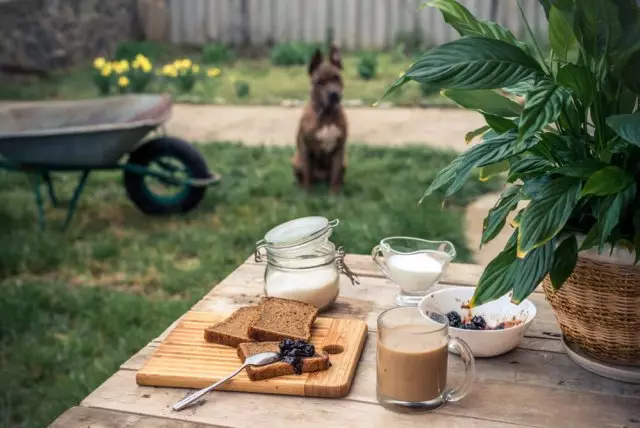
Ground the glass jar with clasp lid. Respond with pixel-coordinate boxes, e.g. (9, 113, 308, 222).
(254, 216, 359, 312)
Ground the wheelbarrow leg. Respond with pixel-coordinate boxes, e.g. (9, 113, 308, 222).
(42, 172, 58, 207)
(63, 170, 90, 230)
(30, 174, 46, 230)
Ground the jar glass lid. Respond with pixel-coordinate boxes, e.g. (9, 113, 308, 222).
(264, 216, 333, 246)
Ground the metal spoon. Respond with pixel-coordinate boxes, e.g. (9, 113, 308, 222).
(172, 351, 282, 411)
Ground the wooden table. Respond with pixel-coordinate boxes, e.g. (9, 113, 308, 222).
(52, 255, 640, 428)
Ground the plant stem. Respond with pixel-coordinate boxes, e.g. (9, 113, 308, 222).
(516, 0, 551, 74)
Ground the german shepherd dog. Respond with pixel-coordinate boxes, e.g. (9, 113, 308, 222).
(292, 44, 348, 194)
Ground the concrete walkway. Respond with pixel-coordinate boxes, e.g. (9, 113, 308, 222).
(166, 104, 506, 266)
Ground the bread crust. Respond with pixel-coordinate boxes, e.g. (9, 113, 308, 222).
(204, 306, 261, 347)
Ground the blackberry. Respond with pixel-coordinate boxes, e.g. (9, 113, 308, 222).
(446, 311, 462, 328)
(495, 323, 505, 330)
(278, 339, 315, 375)
(471, 315, 487, 330)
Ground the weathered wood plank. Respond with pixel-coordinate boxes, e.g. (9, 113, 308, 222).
(51, 406, 225, 428)
(82, 370, 530, 428)
(83, 369, 640, 428)
(123, 332, 640, 399)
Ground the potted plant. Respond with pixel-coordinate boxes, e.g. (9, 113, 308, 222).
(383, 0, 640, 368)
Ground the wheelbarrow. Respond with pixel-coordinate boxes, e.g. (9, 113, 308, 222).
(0, 94, 220, 229)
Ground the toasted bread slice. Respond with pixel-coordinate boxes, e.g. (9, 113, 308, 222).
(204, 306, 261, 347)
(238, 341, 330, 380)
(248, 297, 318, 342)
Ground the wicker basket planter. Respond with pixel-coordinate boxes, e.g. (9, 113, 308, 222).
(542, 249, 640, 366)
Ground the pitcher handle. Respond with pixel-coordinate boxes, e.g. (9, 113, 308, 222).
(371, 245, 392, 280)
(445, 337, 475, 403)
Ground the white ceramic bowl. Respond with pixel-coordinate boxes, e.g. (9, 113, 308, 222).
(419, 286, 537, 358)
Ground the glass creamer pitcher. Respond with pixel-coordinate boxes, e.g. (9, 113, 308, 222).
(371, 237, 456, 306)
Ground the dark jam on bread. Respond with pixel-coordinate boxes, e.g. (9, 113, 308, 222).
(279, 339, 315, 374)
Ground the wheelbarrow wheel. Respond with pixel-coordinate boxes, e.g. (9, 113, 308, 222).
(124, 136, 210, 215)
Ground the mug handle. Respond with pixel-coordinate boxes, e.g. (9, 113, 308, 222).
(371, 245, 392, 279)
(445, 337, 475, 402)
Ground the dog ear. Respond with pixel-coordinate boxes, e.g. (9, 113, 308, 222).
(329, 44, 342, 69)
(308, 49, 324, 75)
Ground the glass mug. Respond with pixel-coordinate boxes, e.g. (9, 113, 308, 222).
(371, 237, 456, 306)
(376, 306, 475, 413)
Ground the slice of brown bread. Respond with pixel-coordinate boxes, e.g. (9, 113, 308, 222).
(204, 306, 261, 347)
(247, 297, 318, 342)
(237, 341, 330, 381)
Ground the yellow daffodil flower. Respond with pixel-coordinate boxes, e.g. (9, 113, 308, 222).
(207, 67, 221, 78)
(118, 76, 130, 87)
(100, 63, 112, 77)
(93, 57, 106, 69)
(118, 60, 130, 72)
(141, 62, 152, 73)
(162, 64, 178, 78)
(173, 58, 192, 70)
(192, 64, 200, 73)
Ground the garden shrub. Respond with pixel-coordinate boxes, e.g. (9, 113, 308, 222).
(234, 80, 251, 98)
(270, 42, 321, 66)
(357, 52, 378, 80)
(203, 43, 236, 64)
(115, 41, 171, 62)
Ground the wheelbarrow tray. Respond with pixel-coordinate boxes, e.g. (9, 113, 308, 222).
(0, 94, 172, 168)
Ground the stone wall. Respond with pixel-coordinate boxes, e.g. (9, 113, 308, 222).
(0, 0, 139, 72)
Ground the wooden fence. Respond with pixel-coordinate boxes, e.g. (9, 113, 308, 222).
(163, 0, 548, 49)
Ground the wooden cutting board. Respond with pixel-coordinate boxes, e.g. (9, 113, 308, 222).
(136, 310, 368, 398)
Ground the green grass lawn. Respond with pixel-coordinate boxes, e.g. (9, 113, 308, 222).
(0, 142, 499, 427)
(0, 51, 449, 107)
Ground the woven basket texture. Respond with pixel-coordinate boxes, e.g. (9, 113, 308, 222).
(542, 256, 640, 366)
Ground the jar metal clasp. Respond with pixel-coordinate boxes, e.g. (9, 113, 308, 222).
(336, 246, 360, 286)
(254, 239, 267, 262)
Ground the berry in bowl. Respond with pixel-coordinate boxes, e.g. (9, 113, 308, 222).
(419, 286, 537, 357)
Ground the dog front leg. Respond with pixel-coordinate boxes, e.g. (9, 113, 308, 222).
(329, 145, 345, 194)
(297, 142, 312, 191)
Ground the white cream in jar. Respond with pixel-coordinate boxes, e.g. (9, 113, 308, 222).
(265, 267, 340, 311)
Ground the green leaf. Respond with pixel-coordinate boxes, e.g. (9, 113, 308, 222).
(518, 79, 572, 143)
(580, 184, 636, 251)
(581, 166, 634, 197)
(550, 235, 579, 290)
(518, 177, 582, 255)
(573, 1, 623, 65)
(403, 37, 544, 90)
(424, 0, 531, 53)
(470, 232, 519, 306)
(464, 125, 490, 144)
(481, 186, 523, 245)
(549, 6, 577, 61)
(508, 156, 555, 181)
(556, 64, 594, 108)
(442, 89, 522, 117)
(606, 113, 640, 146)
(483, 114, 517, 133)
(554, 159, 608, 178)
(539, 132, 588, 163)
(512, 240, 554, 304)
(479, 160, 509, 181)
(502, 78, 535, 96)
(422, 130, 530, 198)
